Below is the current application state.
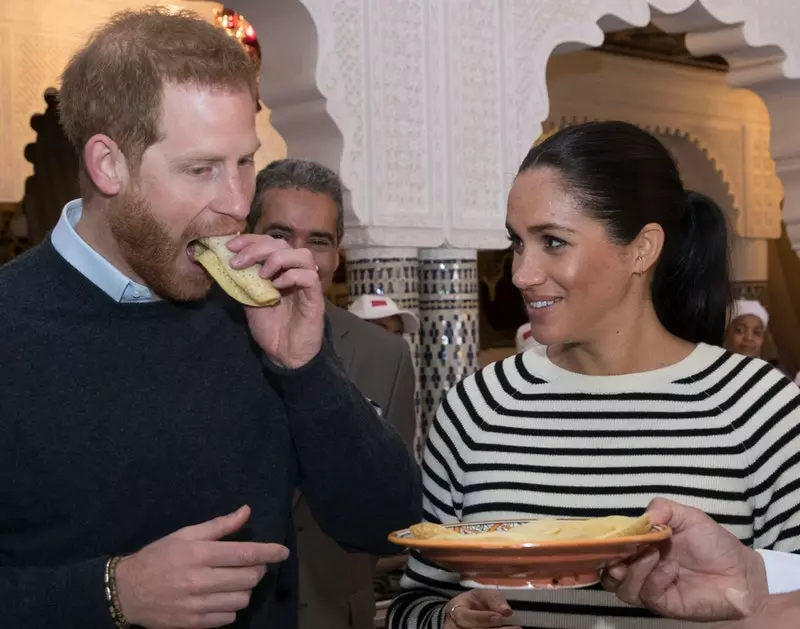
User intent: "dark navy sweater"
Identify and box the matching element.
[0,239,420,628]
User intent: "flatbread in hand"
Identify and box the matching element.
[194,236,281,307]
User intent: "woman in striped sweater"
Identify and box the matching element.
[388,121,800,629]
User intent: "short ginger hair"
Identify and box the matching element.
[58,6,259,167]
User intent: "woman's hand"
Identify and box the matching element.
[443,590,520,629]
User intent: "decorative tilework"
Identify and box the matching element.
[346,247,420,309]
[417,249,480,457]
[345,248,481,461]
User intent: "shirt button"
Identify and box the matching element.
[133,291,141,299]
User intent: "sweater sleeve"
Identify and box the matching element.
[745,371,800,553]
[388,388,468,628]
[0,557,117,629]
[263,335,421,555]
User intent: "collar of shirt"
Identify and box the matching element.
[51,199,155,303]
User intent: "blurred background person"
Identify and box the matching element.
[515,321,542,353]
[348,294,420,338]
[724,299,769,358]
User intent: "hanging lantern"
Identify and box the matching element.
[213,8,262,69]
[213,7,263,110]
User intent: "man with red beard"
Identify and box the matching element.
[0,8,419,629]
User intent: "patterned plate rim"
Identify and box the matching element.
[388,519,672,550]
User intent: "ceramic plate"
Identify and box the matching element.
[389,519,671,589]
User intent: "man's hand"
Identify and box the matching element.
[602,498,769,621]
[226,234,325,370]
[723,592,800,629]
[115,505,289,629]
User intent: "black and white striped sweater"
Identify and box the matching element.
[389,344,800,629]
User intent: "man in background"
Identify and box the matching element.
[250,159,417,629]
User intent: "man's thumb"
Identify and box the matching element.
[172,505,251,541]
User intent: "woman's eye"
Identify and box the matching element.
[543,235,567,250]
[506,233,522,253]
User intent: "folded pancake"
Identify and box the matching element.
[193,236,281,307]
[409,514,651,543]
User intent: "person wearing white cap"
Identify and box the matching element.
[514,322,542,353]
[348,294,420,337]
[724,299,769,358]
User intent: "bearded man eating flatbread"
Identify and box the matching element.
[0,9,419,629]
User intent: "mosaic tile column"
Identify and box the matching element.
[345,247,423,458]
[418,248,480,455]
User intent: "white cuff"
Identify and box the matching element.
[757,549,800,594]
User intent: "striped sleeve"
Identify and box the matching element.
[743,368,800,552]
[387,387,468,629]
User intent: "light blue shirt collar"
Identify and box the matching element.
[51,199,155,303]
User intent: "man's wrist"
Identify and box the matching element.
[112,555,139,627]
[742,548,770,616]
[263,343,323,372]
[104,556,131,628]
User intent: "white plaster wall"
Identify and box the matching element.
[227,0,800,253]
[0,0,286,204]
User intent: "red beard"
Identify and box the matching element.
[108,188,245,301]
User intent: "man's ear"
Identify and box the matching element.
[82,134,128,196]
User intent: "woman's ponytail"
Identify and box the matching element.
[651,190,732,346]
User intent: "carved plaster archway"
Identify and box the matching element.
[545,115,741,229]
[228,0,800,254]
[655,131,736,217]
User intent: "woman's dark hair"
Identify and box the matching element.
[518,121,731,346]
